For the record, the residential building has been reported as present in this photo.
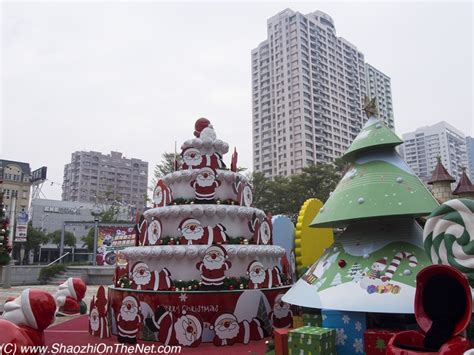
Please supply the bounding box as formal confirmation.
[62,151,148,210]
[0,159,31,216]
[365,63,394,129]
[401,121,468,182]
[251,9,394,178]
[466,136,474,182]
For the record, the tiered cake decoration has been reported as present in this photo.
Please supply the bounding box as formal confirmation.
[283,98,440,313]
[109,118,292,346]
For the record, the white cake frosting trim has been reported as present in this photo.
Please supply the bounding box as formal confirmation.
[121,245,286,259]
[144,204,265,220]
[181,138,229,155]
[162,169,249,186]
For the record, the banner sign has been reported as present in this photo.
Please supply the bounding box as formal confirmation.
[96,226,135,266]
[14,211,29,242]
[31,166,47,183]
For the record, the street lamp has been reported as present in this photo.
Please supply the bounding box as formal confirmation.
[91,206,102,266]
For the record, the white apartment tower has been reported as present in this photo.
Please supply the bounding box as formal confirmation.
[401,121,468,182]
[365,64,394,129]
[252,9,394,178]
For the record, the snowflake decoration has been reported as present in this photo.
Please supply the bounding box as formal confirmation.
[342,315,351,324]
[353,338,364,353]
[179,293,188,302]
[355,321,362,332]
[335,328,347,346]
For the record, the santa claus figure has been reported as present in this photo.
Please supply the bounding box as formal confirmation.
[136,214,148,246]
[153,179,173,207]
[247,260,281,289]
[196,245,231,287]
[55,277,87,315]
[116,295,142,344]
[0,289,56,350]
[178,218,227,245]
[190,167,221,203]
[147,218,162,245]
[211,312,264,346]
[114,252,129,287]
[129,261,172,291]
[269,294,293,329]
[146,307,203,347]
[248,213,272,245]
[89,286,110,338]
[232,176,253,206]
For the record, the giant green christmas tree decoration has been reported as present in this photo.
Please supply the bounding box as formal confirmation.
[283,100,439,313]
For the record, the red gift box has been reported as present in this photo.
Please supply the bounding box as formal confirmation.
[364,328,397,354]
[273,328,290,355]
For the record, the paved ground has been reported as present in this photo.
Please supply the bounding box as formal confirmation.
[0,284,102,325]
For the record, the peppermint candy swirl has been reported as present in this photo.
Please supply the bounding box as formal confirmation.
[423,199,474,275]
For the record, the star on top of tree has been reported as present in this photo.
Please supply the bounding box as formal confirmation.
[363,96,379,118]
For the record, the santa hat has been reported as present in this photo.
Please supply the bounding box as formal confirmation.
[194,118,212,137]
[375,258,387,265]
[67,278,86,301]
[247,260,264,273]
[209,312,237,329]
[205,244,228,259]
[21,289,56,331]
[181,310,203,337]
[178,218,201,231]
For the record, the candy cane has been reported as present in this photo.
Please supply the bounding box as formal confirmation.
[423,199,474,275]
[384,251,418,280]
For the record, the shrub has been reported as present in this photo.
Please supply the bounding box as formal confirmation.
[38,263,67,283]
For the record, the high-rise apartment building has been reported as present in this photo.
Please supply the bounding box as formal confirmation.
[365,64,394,129]
[466,136,474,182]
[62,151,148,210]
[401,121,468,182]
[252,9,394,178]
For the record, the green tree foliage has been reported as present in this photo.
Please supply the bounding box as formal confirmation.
[24,222,49,255]
[48,230,76,248]
[151,152,182,188]
[251,163,340,215]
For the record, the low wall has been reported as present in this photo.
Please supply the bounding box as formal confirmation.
[68,266,114,285]
[0,265,43,286]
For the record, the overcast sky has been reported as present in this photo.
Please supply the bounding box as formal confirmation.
[2,1,473,200]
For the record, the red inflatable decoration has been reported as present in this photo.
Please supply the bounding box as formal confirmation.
[387,265,472,354]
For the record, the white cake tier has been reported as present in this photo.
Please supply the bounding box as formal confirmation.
[161,169,251,203]
[143,205,266,240]
[181,137,229,156]
[121,245,285,281]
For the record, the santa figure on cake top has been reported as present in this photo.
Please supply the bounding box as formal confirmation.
[116,295,142,344]
[146,307,203,347]
[269,294,293,329]
[55,277,87,315]
[210,312,264,346]
[0,289,57,350]
[247,260,281,289]
[129,261,172,291]
[153,179,173,207]
[178,218,227,245]
[190,167,221,203]
[196,244,231,287]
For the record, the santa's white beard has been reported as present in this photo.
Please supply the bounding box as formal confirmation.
[185,157,202,167]
[174,316,197,346]
[250,270,266,285]
[55,287,72,301]
[90,310,100,331]
[196,176,215,187]
[120,307,138,322]
[273,305,290,319]
[215,320,240,340]
[182,228,204,241]
[2,298,29,328]
[133,270,151,286]
[203,256,224,270]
